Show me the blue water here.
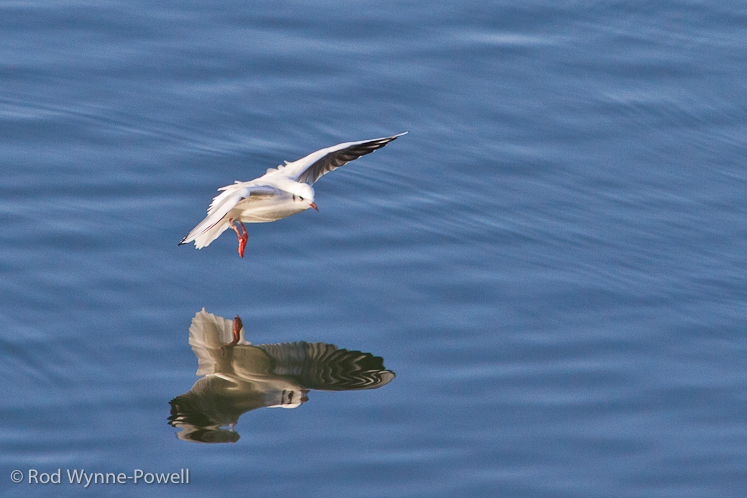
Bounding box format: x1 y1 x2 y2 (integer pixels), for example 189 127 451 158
2 1 746 496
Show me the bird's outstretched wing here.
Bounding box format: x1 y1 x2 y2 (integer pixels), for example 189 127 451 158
178 183 274 248
272 133 406 185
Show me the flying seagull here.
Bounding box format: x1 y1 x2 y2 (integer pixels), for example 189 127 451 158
179 133 406 257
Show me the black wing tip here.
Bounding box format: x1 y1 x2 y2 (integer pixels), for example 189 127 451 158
370 132 407 147
332 132 407 163
382 132 407 142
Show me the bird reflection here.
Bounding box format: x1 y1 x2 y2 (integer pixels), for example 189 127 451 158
169 308 395 443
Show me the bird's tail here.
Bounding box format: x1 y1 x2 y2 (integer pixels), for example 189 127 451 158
178 187 249 249
178 216 232 249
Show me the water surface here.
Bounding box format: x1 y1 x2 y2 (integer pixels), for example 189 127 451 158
1 1 746 496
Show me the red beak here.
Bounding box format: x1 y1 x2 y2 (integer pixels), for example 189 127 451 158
310 202 318 212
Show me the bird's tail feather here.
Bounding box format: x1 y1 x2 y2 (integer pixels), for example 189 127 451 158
179 188 248 248
178 213 233 249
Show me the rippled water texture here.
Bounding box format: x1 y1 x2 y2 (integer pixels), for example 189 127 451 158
1 1 746 496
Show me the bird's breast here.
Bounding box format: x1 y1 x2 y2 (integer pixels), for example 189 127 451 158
233 193 308 223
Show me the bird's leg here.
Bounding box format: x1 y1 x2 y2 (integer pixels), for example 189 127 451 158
222 314 242 354
239 222 248 257
228 315 242 346
231 221 248 258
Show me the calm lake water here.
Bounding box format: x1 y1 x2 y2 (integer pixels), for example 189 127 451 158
2 1 746 496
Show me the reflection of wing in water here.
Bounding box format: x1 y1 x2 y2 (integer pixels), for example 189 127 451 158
255 341 395 391
169 309 395 443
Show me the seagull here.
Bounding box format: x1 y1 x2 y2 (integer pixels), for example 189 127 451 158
178 133 407 257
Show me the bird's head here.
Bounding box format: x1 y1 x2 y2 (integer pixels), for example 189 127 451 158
291 183 318 212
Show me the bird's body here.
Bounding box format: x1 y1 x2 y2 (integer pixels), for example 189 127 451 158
179 133 406 257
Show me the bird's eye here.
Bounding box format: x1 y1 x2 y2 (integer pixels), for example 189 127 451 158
299 196 304 201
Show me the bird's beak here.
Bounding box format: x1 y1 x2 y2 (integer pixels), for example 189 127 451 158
310 202 318 212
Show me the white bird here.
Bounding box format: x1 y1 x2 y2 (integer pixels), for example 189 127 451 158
179 133 407 257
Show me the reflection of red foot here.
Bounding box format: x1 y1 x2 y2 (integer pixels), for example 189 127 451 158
231 222 248 258
227 315 242 346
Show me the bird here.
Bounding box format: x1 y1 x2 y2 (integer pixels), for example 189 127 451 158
178 133 407 257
